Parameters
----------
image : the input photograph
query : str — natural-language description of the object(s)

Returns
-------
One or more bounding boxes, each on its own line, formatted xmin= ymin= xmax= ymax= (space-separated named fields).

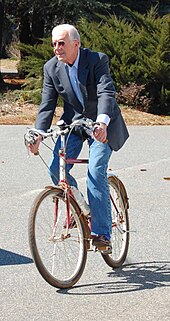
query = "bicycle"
xmin=24 ymin=118 xmax=130 ymax=289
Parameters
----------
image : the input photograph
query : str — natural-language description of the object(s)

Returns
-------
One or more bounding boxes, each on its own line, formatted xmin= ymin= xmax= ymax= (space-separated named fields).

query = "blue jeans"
xmin=49 ymin=134 xmax=112 ymax=239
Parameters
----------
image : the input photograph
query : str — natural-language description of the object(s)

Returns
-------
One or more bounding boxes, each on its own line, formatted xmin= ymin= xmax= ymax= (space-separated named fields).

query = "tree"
xmin=100 ymin=1 xmax=170 ymax=16
xmin=3 ymin=1 xmax=170 ymax=51
xmin=0 ymin=0 xmax=5 ymax=57
xmin=0 ymin=0 xmax=5 ymax=86
xmin=4 ymin=0 xmax=107 ymax=46
xmin=78 ymin=7 xmax=170 ymax=114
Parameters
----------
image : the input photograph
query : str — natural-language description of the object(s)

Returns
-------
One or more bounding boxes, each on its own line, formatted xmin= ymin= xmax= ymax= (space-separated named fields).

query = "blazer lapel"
xmin=55 ymin=61 xmax=83 ymax=111
xmin=78 ymin=49 xmax=89 ymax=108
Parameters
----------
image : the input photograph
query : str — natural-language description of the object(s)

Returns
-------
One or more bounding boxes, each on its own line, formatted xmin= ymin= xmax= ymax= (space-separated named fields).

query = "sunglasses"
xmin=52 ymin=41 xmax=65 ymax=47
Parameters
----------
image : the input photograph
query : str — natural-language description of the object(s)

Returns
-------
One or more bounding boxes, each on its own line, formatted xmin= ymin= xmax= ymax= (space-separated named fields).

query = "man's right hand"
xmin=28 ymin=134 xmax=42 ymax=155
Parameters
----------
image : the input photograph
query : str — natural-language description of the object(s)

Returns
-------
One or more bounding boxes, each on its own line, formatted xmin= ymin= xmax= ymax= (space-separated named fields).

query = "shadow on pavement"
xmin=0 ymin=248 xmax=33 ymax=266
xmin=56 ymin=260 xmax=170 ymax=295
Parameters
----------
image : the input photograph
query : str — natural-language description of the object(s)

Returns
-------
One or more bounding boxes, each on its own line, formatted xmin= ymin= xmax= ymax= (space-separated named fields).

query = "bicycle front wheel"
xmin=101 ymin=175 xmax=130 ymax=268
xmin=28 ymin=187 xmax=87 ymax=288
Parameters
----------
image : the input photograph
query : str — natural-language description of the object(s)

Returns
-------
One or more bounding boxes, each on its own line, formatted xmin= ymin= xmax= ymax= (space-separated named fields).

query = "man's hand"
xmin=93 ymin=123 xmax=107 ymax=143
xmin=28 ymin=134 xmax=42 ymax=155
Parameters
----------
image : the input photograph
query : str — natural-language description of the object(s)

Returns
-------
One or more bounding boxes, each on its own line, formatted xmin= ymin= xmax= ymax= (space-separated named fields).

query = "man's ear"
xmin=74 ymin=40 xmax=80 ymax=47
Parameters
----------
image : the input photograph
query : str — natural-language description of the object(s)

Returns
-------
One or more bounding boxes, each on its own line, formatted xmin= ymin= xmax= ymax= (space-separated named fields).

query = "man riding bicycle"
xmin=29 ymin=23 xmax=129 ymax=252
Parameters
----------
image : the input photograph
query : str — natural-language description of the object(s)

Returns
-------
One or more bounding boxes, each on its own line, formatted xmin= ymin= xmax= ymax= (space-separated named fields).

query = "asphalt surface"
xmin=0 ymin=125 xmax=170 ymax=321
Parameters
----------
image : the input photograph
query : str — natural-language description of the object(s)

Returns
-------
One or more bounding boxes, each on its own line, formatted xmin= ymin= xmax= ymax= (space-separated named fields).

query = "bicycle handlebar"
xmin=24 ymin=118 xmax=98 ymax=146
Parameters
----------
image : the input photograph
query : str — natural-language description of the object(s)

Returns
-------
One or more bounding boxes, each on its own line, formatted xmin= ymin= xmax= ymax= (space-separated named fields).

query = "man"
xmin=29 ymin=24 xmax=129 ymax=251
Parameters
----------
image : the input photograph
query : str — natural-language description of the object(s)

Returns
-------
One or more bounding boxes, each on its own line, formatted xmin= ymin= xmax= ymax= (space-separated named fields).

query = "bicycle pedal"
xmin=101 ymin=248 xmax=112 ymax=255
xmin=97 ymin=246 xmax=108 ymax=251
xmin=94 ymin=245 xmax=112 ymax=254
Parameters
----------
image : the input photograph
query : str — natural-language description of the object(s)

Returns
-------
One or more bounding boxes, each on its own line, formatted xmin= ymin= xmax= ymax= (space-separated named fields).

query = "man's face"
xmin=52 ymin=30 xmax=79 ymax=65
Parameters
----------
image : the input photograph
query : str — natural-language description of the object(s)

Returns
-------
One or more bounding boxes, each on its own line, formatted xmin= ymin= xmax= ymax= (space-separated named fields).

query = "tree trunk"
xmin=18 ymin=13 xmax=32 ymax=59
xmin=32 ymin=9 xmax=45 ymax=45
xmin=19 ymin=14 xmax=32 ymax=45
xmin=0 ymin=0 xmax=5 ymax=58
xmin=0 ymin=0 xmax=5 ymax=87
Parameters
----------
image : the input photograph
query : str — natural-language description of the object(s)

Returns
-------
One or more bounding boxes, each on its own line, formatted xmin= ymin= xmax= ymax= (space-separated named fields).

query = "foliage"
xmin=4 ymin=1 xmax=169 ymax=49
xmin=16 ymin=38 xmax=53 ymax=103
xmin=5 ymin=0 xmax=106 ymax=22
xmin=117 ymin=83 xmax=152 ymax=112
xmin=5 ymin=5 xmax=170 ymax=115
xmin=78 ymin=7 xmax=170 ymax=114
xmin=100 ymin=1 xmax=170 ymax=16
xmin=4 ymin=0 xmax=108 ymax=42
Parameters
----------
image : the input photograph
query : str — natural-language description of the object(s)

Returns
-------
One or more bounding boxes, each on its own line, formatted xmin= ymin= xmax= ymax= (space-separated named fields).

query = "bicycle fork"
xmin=50 ymin=132 xmax=73 ymax=241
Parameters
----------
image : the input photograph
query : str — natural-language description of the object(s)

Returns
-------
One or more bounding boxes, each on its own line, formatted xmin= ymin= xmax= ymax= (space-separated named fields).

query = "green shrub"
xmin=16 ymin=7 xmax=170 ymax=114
xmin=17 ymin=38 xmax=53 ymax=104
xmin=79 ymin=7 xmax=170 ymax=114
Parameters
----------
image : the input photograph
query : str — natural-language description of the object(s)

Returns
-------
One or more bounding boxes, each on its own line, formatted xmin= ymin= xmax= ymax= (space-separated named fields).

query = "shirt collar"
xmin=67 ymin=50 xmax=80 ymax=70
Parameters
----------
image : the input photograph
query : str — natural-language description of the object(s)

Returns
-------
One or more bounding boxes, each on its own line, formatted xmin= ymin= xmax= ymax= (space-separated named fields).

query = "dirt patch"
xmin=121 ymin=108 xmax=170 ymax=126
xmin=0 ymin=100 xmax=63 ymax=125
xmin=0 ymin=100 xmax=169 ymax=126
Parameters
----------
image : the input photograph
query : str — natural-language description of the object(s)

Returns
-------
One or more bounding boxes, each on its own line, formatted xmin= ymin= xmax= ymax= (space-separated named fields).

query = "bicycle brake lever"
xmin=24 ymin=131 xmax=39 ymax=157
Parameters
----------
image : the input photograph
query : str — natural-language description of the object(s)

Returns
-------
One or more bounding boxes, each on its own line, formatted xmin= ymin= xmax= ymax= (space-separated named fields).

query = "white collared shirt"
xmin=67 ymin=51 xmax=84 ymax=106
xmin=67 ymin=50 xmax=110 ymax=126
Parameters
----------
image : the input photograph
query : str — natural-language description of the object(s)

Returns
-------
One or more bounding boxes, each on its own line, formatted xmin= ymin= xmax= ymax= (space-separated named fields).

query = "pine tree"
xmin=78 ymin=7 xmax=170 ymax=114
xmin=11 ymin=6 xmax=170 ymax=114
xmin=17 ymin=38 xmax=53 ymax=103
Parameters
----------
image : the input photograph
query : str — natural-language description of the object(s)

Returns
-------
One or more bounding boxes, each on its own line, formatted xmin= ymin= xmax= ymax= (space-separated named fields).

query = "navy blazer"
xmin=35 ymin=47 xmax=129 ymax=151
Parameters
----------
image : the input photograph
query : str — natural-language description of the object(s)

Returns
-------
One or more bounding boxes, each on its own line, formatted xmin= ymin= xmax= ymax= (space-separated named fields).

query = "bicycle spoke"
xmin=101 ymin=176 xmax=129 ymax=268
xmin=28 ymin=188 xmax=87 ymax=288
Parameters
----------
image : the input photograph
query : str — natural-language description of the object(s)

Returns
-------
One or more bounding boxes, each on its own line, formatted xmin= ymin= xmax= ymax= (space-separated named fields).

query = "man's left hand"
xmin=93 ymin=123 xmax=107 ymax=143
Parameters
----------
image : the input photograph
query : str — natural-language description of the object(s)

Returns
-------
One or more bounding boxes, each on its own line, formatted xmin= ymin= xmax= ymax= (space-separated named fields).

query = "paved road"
xmin=0 ymin=125 xmax=170 ymax=321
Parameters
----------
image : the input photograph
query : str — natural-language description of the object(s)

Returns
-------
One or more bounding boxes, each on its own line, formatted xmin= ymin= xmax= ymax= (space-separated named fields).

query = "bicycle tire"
xmin=28 ymin=186 xmax=87 ymax=288
xmin=101 ymin=175 xmax=130 ymax=268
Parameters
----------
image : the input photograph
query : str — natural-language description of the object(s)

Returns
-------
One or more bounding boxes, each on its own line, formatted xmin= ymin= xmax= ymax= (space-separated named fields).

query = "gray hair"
xmin=52 ymin=24 xmax=80 ymax=42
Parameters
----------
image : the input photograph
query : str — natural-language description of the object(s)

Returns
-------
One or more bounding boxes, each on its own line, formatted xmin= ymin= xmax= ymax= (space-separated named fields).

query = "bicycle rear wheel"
xmin=101 ymin=175 xmax=130 ymax=268
xmin=28 ymin=187 xmax=87 ymax=288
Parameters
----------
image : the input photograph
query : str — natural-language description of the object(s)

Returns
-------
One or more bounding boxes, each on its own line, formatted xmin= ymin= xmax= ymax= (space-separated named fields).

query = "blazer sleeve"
xmin=35 ymin=63 xmax=58 ymax=131
xmin=94 ymin=53 xmax=118 ymax=119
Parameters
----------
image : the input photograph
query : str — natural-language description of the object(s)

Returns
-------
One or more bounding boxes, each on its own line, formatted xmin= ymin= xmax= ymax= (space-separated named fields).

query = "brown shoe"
xmin=92 ymin=235 xmax=112 ymax=253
